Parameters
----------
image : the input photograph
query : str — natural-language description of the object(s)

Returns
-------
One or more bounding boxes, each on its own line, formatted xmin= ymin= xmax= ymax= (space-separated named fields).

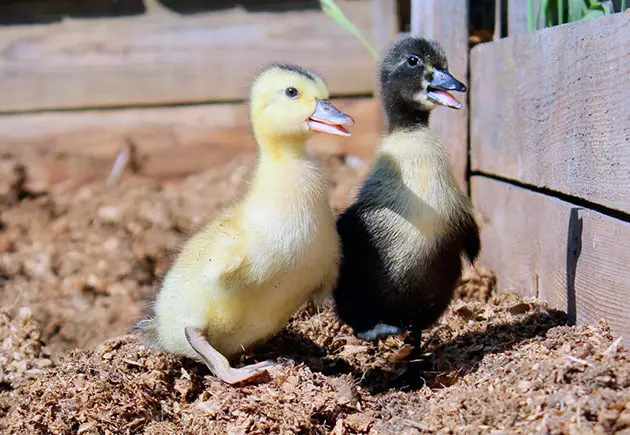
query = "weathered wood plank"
xmin=410 ymin=0 xmax=469 ymax=191
xmin=494 ymin=0 xmax=503 ymax=40
xmin=0 ymin=0 xmax=145 ymax=25
xmin=472 ymin=176 xmax=630 ymax=341
xmin=508 ymin=0 xmax=540 ymax=35
xmin=471 ymin=12 xmax=630 ymax=214
xmin=0 ymin=98 xmax=381 ymax=184
xmin=0 ymin=1 xmax=381 ymax=112
xmin=372 ymin=0 xmax=398 ymax=56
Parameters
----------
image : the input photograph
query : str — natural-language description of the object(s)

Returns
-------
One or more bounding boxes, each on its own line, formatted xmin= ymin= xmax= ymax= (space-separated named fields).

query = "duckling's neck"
xmin=383 ymin=95 xmax=430 ymax=133
xmin=255 ymin=135 xmax=309 ymax=161
xmin=248 ymin=135 xmax=325 ymax=201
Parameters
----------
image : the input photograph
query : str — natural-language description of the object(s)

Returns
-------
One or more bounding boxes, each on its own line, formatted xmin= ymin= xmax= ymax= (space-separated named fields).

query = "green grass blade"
xmin=527 ymin=0 xmax=535 ymax=31
xmin=546 ymin=1 xmax=554 ymax=27
xmin=319 ymin=0 xmax=378 ymax=60
xmin=557 ymin=0 xmax=564 ymax=24
xmin=538 ymin=0 xmax=551 ymax=29
xmin=622 ymin=0 xmax=627 ymax=11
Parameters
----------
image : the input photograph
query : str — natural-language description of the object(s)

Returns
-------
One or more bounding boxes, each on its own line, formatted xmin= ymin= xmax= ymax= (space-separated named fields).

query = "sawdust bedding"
xmin=1 ymin=149 xmax=629 ymax=434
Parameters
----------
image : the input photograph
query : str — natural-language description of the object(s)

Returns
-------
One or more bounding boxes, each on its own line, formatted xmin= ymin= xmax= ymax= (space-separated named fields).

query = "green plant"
xmin=319 ymin=0 xmax=378 ymax=60
xmin=527 ymin=0 xmax=627 ymax=31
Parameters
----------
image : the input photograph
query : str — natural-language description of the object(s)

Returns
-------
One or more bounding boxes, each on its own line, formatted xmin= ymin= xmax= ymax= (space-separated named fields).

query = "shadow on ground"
xmin=253 ymin=306 xmax=568 ymax=394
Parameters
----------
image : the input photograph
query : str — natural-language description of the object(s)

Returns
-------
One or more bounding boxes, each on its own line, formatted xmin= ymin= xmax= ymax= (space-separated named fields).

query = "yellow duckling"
xmin=134 ymin=64 xmax=354 ymax=384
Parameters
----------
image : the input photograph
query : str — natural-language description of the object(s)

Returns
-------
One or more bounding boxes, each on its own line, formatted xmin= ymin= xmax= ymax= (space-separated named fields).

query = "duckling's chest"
xmin=245 ymin=163 xmax=337 ymax=263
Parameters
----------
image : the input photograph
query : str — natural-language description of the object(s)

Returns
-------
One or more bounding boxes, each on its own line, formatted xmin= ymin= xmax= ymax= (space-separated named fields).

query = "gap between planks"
xmin=0 ymin=98 xmax=383 ymax=186
xmin=472 ymin=171 xmax=630 ymax=224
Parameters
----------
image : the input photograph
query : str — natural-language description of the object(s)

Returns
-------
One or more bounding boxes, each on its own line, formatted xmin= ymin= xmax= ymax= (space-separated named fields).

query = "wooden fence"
xmin=470 ymin=7 xmax=630 ymax=340
xmin=0 ymin=0 xmax=397 ymax=184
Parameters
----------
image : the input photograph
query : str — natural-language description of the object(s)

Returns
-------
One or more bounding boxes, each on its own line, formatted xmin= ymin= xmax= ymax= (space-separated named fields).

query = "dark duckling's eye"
xmin=285 ymin=87 xmax=299 ymax=98
xmin=407 ymin=55 xmax=420 ymax=67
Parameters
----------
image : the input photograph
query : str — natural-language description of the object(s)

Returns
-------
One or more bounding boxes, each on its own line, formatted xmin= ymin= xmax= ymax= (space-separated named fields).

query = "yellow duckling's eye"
xmin=284 ymin=87 xmax=299 ymax=99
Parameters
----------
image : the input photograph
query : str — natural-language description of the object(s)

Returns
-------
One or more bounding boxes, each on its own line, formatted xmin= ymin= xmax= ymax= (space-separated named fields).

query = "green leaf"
xmin=527 ymin=0 xmax=535 ymax=31
xmin=319 ymin=0 xmax=378 ymax=60
xmin=583 ymin=7 xmax=606 ymax=18
xmin=557 ymin=0 xmax=564 ymax=25
xmin=568 ymin=0 xmax=587 ymax=22
xmin=537 ymin=0 xmax=551 ymax=29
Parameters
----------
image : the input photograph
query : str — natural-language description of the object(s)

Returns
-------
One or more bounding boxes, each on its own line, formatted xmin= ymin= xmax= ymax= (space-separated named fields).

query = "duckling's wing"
xmin=200 ymin=216 xmax=248 ymax=274
xmin=188 ymin=211 xmax=264 ymax=289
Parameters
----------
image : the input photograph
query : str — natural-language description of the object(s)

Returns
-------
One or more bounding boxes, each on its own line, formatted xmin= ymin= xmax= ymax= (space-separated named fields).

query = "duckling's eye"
xmin=407 ymin=55 xmax=420 ymax=67
xmin=285 ymin=87 xmax=299 ymax=98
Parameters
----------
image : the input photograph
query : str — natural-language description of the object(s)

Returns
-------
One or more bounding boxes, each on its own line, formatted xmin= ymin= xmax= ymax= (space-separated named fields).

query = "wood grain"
xmin=410 ymin=0 xmax=469 ymax=191
xmin=0 ymin=98 xmax=381 ymax=184
xmin=0 ymin=1 xmax=382 ymax=112
xmin=508 ymin=0 xmax=540 ymax=35
xmin=472 ymin=176 xmax=630 ymax=342
xmin=471 ymin=12 xmax=630 ymax=214
xmin=372 ymin=0 xmax=398 ymax=56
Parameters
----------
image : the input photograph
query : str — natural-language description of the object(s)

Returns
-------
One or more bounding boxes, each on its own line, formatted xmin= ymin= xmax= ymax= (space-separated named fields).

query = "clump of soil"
xmin=1 ymin=147 xmax=629 ymax=434
xmin=0 ymin=307 xmax=54 ymax=421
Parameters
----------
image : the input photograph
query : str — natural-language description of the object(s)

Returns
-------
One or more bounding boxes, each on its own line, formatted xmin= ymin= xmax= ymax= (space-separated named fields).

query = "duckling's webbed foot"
xmin=356 ymin=323 xmax=404 ymax=341
xmin=184 ymin=327 xmax=276 ymax=385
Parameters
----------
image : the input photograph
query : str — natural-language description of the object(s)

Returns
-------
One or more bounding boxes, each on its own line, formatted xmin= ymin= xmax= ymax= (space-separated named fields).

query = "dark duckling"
xmin=333 ymin=36 xmax=480 ymax=348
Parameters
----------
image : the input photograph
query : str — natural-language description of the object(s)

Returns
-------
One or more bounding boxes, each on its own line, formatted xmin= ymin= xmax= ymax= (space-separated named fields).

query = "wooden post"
xmin=408 ymin=0 xmax=470 ymax=191
xmin=508 ymin=0 xmax=541 ymax=35
xmin=410 ymin=0 xmax=427 ymax=37
xmin=494 ymin=0 xmax=502 ymax=39
xmin=372 ymin=0 xmax=398 ymax=56
xmin=371 ymin=0 xmax=399 ymax=95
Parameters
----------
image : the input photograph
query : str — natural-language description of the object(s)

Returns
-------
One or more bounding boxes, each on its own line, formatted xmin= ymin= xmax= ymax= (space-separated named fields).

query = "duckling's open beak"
xmin=427 ymin=69 xmax=467 ymax=110
xmin=308 ymin=99 xmax=354 ymax=137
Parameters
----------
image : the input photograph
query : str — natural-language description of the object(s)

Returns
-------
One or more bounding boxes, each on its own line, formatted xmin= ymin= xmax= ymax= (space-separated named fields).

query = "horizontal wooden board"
xmin=471 ymin=12 xmax=630 ymax=213
xmin=0 ymin=0 xmax=145 ymax=25
xmin=411 ymin=0 xmax=469 ymax=191
xmin=0 ymin=0 xmax=382 ymax=112
xmin=472 ymin=176 xmax=630 ymax=341
xmin=0 ymin=98 xmax=381 ymax=185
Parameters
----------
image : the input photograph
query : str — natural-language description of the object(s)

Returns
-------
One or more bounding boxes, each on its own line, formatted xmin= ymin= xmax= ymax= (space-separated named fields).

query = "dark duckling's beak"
xmin=427 ymin=69 xmax=467 ymax=110
xmin=308 ymin=99 xmax=355 ymax=137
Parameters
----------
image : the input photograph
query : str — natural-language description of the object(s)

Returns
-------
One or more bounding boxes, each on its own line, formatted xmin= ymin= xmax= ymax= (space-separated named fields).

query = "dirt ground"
xmin=1 ymin=147 xmax=629 ymax=434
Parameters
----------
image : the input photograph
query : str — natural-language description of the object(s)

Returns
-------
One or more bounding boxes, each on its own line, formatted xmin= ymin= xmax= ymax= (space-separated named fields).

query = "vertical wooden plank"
xmin=472 ymin=176 xmax=630 ymax=342
xmin=494 ymin=0 xmax=503 ymax=39
xmin=372 ymin=0 xmax=399 ymax=56
xmin=410 ymin=0 xmax=429 ymax=37
xmin=372 ymin=0 xmax=399 ymax=100
xmin=410 ymin=0 xmax=469 ymax=191
xmin=508 ymin=0 xmax=540 ymax=35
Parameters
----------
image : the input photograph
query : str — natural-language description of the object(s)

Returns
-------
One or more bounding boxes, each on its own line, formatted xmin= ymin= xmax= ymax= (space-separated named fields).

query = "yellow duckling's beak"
xmin=308 ymin=99 xmax=355 ymax=137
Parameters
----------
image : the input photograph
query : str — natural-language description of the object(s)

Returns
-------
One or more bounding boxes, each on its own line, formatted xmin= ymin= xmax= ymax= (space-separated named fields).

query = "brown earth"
xmin=1 ymin=147 xmax=629 ymax=434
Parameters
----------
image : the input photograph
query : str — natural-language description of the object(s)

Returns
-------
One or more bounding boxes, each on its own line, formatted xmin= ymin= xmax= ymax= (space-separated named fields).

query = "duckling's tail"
xmin=132 ymin=317 xmax=160 ymax=348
